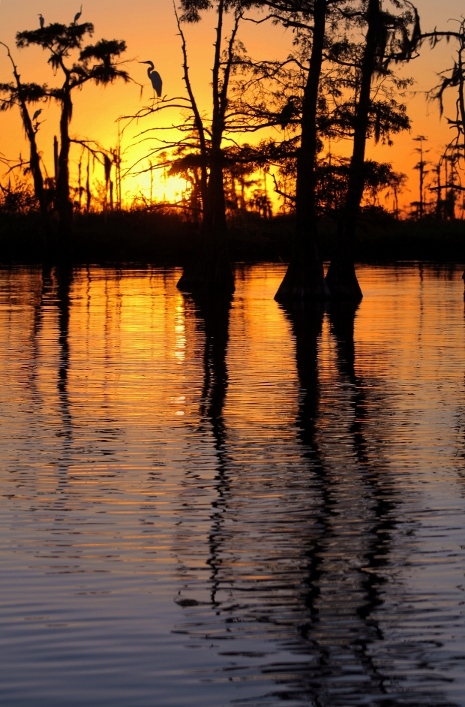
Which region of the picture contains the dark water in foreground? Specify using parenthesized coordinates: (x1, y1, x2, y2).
(1, 263, 465, 706)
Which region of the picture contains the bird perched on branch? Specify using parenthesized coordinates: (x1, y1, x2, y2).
(32, 109, 43, 121)
(140, 60, 163, 98)
(38, 14, 45, 28)
(277, 98, 297, 130)
(73, 5, 83, 24)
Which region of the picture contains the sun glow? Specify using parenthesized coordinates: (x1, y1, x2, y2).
(123, 169, 190, 207)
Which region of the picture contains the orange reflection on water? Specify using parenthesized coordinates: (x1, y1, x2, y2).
(227, 266, 299, 440)
(2, 263, 465, 502)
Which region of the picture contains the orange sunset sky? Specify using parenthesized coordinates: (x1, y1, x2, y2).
(0, 0, 464, 212)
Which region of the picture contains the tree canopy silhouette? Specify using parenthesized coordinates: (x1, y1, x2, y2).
(1, 15, 130, 257)
(325, 0, 420, 300)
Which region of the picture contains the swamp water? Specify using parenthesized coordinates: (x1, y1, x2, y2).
(1, 263, 465, 706)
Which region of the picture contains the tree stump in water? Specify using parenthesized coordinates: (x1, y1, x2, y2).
(325, 257, 363, 302)
(275, 241, 329, 302)
(177, 234, 234, 297)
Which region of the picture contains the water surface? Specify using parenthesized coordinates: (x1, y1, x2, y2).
(1, 263, 465, 706)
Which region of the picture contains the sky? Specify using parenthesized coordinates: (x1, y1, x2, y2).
(0, 0, 465, 211)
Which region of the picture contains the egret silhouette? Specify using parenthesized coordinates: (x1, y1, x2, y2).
(38, 13, 45, 28)
(73, 5, 83, 23)
(32, 108, 43, 121)
(140, 60, 163, 97)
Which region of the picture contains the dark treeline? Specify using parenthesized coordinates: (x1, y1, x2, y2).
(3, 206, 465, 266)
(1, 2, 465, 298)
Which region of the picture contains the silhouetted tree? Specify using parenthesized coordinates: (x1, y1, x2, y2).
(166, 149, 204, 222)
(273, 0, 332, 301)
(419, 19, 465, 279)
(274, 152, 407, 217)
(422, 20, 465, 154)
(240, 0, 419, 301)
(420, 21, 465, 219)
(127, 1, 307, 294)
(169, 1, 249, 294)
(0, 42, 49, 227)
(429, 146, 461, 220)
(325, 0, 421, 300)
(13, 16, 129, 250)
(0, 176, 38, 215)
(411, 134, 429, 219)
(232, 0, 339, 300)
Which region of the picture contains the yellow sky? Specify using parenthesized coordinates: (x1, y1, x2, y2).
(0, 0, 464, 211)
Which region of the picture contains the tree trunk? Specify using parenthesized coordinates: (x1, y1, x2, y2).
(13, 73, 49, 231)
(177, 153, 234, 296)
(27, 120, 49, 232)
(325, 0, 383, 301)
(19, 103, 52, 259)
(176, 0, 234, 297)
(55, 89, 74, 256)
(275, 0, 329, 302)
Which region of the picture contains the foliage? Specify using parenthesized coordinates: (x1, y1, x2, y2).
(0, 178, 38, 214)
(15, 23, 130, 88)
(0, 16, 130, 238)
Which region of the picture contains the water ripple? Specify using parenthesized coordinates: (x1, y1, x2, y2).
(1, 264, 465, 706)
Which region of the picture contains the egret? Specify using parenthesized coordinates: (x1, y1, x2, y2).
(32, 109, 43, 121)
(140, 60, 163, 98)
(38, 13, 45, 28)
(73, 5, 83, 23)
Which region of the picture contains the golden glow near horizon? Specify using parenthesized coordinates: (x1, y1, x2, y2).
(1, 0, 465, 212)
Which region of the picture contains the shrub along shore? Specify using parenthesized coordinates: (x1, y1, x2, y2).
(1, 209, 465, 267)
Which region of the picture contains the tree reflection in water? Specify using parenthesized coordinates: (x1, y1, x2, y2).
(193, 292, 232, 608)
(55, 267, 73, 448)
(30, 266, 74, 489)
(3, 265, 465, 705)
(173, 292, 454, 706)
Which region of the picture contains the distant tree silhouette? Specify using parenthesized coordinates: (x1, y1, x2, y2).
(0, 176, 38, 215)
(271, 140, 407, 219)
(418, 17, 465, 279)
(166, 148, 204, 223)
(0, 42, 49, 228)
(164, 143, 260, 224)
(421, 19, 465, 156)
(222, 147, 259, 214)
(6, 16, 129, 255)
(429, 146, 461, 221)
(411, 135, 429, 219)
(420, 20, 465, 218)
